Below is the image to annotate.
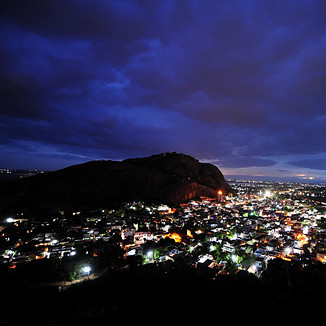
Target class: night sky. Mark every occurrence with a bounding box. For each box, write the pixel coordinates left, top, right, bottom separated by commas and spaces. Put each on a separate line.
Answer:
1, 1, 326, 182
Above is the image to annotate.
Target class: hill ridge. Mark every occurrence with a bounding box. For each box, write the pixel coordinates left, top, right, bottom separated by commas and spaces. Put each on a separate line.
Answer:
0, 152, 232, 212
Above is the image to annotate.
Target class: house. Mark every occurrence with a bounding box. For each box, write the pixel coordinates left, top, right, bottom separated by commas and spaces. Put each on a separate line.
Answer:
222, 239, 242, 253
134, 231, 152, 244
255, 256, 265, 271
122, 225, 136, 240
222, 241, 236, 253
197, 254, 214, 264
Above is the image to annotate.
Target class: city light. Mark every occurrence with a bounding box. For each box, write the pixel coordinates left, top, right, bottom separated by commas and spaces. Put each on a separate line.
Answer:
0, 181, 325, 285
295, 233, 309, 247
264, 190, 272, 197
82, 266, 91, 275
284, 247, 292, 256
163, 233, 182, 243
248, 264, 257, 274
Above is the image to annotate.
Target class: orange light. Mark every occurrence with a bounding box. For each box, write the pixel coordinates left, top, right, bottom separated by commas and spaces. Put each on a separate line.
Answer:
164, 233, 182, 243
295, 233, 308, 246
278, 253, 292, 261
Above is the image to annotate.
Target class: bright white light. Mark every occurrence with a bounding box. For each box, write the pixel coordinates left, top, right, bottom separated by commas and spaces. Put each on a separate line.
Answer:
231, 254, 237, 262
284, 247, 292, 255
147, 251, 153, 258
128, 249, 136, 256
83, 266, 91, 274
6, 250, 14, 256
70, 251, 76, 256
264, 190, 272, 197
6, 218, 14, 223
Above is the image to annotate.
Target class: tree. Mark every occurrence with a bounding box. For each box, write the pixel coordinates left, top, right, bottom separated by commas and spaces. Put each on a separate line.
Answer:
227, 227, 237, 239
226, 260, 238, 273
211, 243, 231, 263
154, 247, 165, 260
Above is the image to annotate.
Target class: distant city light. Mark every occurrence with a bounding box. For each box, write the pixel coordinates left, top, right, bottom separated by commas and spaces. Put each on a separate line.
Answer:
264, 190, 272, 197
6, 218, 14, 223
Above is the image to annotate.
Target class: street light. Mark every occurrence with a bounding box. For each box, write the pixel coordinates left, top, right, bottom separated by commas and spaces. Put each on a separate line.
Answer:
82, 265, 91, 278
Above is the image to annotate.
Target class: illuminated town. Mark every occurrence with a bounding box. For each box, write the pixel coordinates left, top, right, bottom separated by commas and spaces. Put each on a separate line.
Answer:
2, 1, 326, 323
2, 180, 326, 280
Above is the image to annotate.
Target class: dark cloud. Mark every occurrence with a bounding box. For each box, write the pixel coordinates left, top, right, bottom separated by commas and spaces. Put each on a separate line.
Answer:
289, 158, 326, 171
1, 0, 326, 175
214, 156, 277, 169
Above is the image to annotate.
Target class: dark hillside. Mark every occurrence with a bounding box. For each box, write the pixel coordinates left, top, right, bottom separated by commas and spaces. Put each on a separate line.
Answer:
0, 153, 232, 212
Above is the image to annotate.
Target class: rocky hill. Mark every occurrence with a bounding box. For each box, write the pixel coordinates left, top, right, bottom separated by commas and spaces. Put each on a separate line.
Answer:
0, 153, 232, 212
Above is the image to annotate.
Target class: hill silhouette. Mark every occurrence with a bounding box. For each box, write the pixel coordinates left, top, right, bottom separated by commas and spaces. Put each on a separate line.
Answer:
0, 152, 232, 212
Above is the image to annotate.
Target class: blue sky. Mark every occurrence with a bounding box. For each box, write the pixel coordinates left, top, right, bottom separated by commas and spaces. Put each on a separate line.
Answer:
1, 0, 326, 182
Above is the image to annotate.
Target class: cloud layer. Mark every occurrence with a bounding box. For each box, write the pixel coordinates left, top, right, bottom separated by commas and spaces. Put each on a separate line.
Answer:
1, 0, 326, 179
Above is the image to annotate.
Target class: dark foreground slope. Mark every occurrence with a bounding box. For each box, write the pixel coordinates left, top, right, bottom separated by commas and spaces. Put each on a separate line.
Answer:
1, 259, 326, 325
0, 153, 231, 212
